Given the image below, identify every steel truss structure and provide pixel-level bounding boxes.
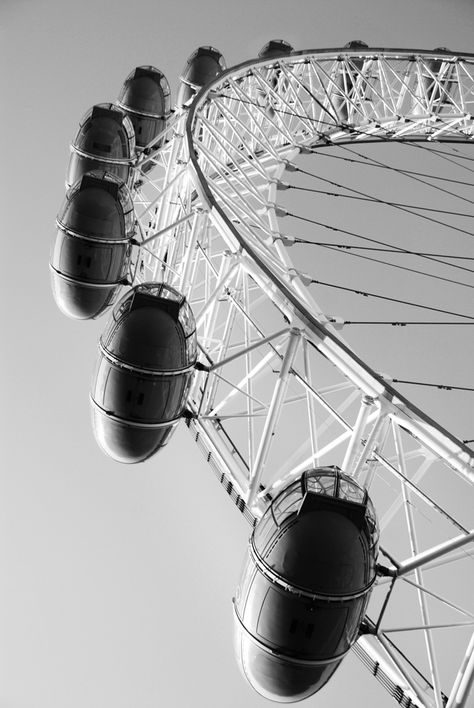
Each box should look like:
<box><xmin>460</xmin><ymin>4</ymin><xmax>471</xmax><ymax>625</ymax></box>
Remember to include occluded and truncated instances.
<box><xmin>129</xmin><ymin>48</ymin><xmax>474</xmax><ymax>707</ymax></box>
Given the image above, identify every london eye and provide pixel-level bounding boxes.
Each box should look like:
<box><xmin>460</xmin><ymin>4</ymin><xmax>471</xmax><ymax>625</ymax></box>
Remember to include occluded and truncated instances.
<box><xmin>49</xmin><ymin>42</ymin><xmax>474</xmax><ymax>708</ymax></box>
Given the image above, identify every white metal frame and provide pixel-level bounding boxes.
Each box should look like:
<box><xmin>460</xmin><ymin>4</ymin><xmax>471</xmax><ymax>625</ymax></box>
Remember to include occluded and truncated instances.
<box><xmin>130</xmin><ymin>48</ymin><xmax>474</xmax><ymax>707</ymax></box>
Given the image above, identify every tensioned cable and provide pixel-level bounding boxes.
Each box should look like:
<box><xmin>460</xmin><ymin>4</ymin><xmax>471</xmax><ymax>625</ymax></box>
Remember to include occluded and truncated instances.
<box><xmin>408</xmin><ymin>143</ymin><xmax>474</xmax><ymax>174</ymax></box>
<box><xmin>215</xmin><ymin>90</ymin><xmax>473</xmax><ymax>147</ymax></box>
<box><xmin>211</xmin><ymin>100</ymin><xmax>474</xmax><ymax>305</ymax></box>
<box><xmin>215</xmin><ymin>89</ymin><xmax>474</xmax><ymax>198</ymax></box>
<box><xmin>209</xmin><ymin>82</ymin><xmax>474</xmax><ymax>427</ymax></box>
<box><xmin>283</xmin><ymin>213</ymin><xmax>474</xmax><ymax>275</ymax></box>
<box><xmin>295</xmin><ymin>99</ymin><xmax>474</xmax><ymax>186</ymax></box>
<box><xmin>298</xmin><ymin>107</ymin><xmax>474</xmax><ymax>167</ymax></box>
<box><xmin>307</xmin><ymin>278</ymin><xmax>474</xmax><ymax>320</ymax></box>
<box><xmin>305</xmin><ymin>146</ymin><xmax>474</xmax><ymax>205</ymax></box>
<box><xmin>290</xmin><ymin>168</ymin><xmax>474</xmax><ymax>238</ymax></box>
<box><xmin>294</xmin><ymin>240</ymin><xmax>474</xmax><ymax>260</ymax></box>
<box><xmin>300</xmin><ymin>240</ymin><xmax>474</xmax><ymax>290</ymax></box>
<box><xmin>210</xmin><ymin>85</ymin><xmax>474</xmax><ymax>402</ymax></box>
<box><xmin>287</xmin><ymin>182</ymin><xmax>473</xmax><ymax>218</ymax></box>
<box><xmin>319</xmin><ymin>114</ymin><xmax>474</xmax><ymax>177</ymax></box>
<box><xmin>329</xmin><ymin>319</ymin><xmax>474</xmax><ymax>325</ymax></box>
<box><xmin>306</xmin><ymin>146</ymin><xmax>474</xmax><ymax>190</ymax></box>
<box><xmin>391</xmin><ymin>379</ymin><xmax>474</xmax><ymax>392</ymax></box>
<box><xmin>439</xmin><ymin>143</ymin><xmax>474</xmax><ymax>160</ymax></box>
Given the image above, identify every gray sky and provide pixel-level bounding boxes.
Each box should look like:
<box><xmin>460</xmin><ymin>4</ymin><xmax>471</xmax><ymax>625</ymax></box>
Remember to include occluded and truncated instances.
<box><xmin>1</xmin><ymin>1</ymin><xmax>473</xmax><ymax>707</ymax></box>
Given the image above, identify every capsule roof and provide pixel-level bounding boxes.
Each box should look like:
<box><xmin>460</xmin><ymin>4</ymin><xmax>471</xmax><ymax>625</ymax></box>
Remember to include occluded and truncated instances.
<box><xmin>67</xmin><ymin>104</ymin><xmax>136</xmax><ymax>188</ymax></box>
<box><xmin>258</xmin><ymin>39</ymin><xmax>293</xmax><ymax>59</ymax></box>
<box><xmin>252</xmin><ymin>467</ymin><xmax>378</xmax><ymax>595</ymax></box>
<box><xmin>100</xmin><ymin>283</ymin><xmax>197</xmax><ymax>371</ymax></box>
<box><xmin>180</xmin><ymin>45</ymin><xmax>226</xmax><ymax>88</ymax></box>
<box><xmin>118</xmin><ymin>66</ymin><xmax>171</xmax><ymax>118</ymax></box>
<box><xmin>57</xmin><ymin>171</ymin><xmax>135</xmax><ymax>240</ymax></box>
<box><xmin>343</xmin><ymin>40</ymin><xmax>369</xmax><ymax>50</ymax></box>
<box><xmin>71</xmin><ymin>103</ymin><xmax>135</xmax><ymax>158</ymax></box>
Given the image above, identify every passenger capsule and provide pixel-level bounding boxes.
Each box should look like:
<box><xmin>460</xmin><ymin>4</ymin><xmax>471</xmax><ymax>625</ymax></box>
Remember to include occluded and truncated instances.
<box><xmin>334</xmin><ymin>40</ymin><xmax>369</xmax><ymax>122</ymax></box>
<box><xmin>117</xmin><ymin>66</ymin><xmax>171</xmax><ymax>150</ymax></box>
<box><xmin>90</xmin><ymin>283</ymin><xmax>197</xmax><ymax>463</ymax></box>
<box><xmin>258</xmin><ymin>39</ymin><xmax>293</xmax><ymax>59</ymax></box>
<box><xmin>177</xmin><ymin>46</ymin><xmax>226</xmax><ymax>107</ymax></box>
<box><xmin>233</xmin><ymin>467</ymin><xmax>378</xmax><ymax>703</ymax></box>
<box><xmin>50</xmin><ymin>171</ymin><xmax>134</xmax><ymax>320</ymax></box>
<box><xmin>67</xmin><ymin>103</ymin><xmax>135</xmax><ymax>188</ymax></box>
<box><xmin>419</xmin><ymin>48</ymin><xmax>456</xmax><ymax>107</ymax></box>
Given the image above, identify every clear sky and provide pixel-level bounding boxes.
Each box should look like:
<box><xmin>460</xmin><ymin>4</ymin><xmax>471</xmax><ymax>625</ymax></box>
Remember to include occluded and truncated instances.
<box><xmin>1</xmin><ymin>1</ymin><xmax>473</xmax><ymax>707</ymax></box>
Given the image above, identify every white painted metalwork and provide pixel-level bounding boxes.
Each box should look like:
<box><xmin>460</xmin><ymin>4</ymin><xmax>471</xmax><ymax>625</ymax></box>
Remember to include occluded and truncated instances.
<box><xmin>130</xmin><ymin>48</ymin><xmax>474</xmax><ymax>707</ymax></box>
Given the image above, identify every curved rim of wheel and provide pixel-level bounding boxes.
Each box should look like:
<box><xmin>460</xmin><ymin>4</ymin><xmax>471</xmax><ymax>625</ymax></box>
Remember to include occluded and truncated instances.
<box><xmin>131</xmin><ymin>46</ymin><xmax>474</xmax><ymax>708</ymax></box>
<box><xmin>184</xmin><ymin>46</ymin><xmax>474</xmax><ymax>479</ymax></box>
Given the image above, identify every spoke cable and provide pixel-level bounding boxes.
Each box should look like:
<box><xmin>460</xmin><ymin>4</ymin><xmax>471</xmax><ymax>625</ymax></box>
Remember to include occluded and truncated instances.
<box><xmin>331</xmin><ymin>144</ymin><xmax>474</xmax><ymax>204</ymax></box>
<box><xmin>287</xmin><ymin>182</ymin><xmax>473</xmax><ymax>218</ymax></box>
<box><xmin>215</xmin><ymin>90</ymin><xmax>473</xmax><ymax>150</ymax></box>
<box><xmin>308</xmin><ymin>278</ymin><xmax>474</xmax><ymax>320</ymax></box>
<box><xmin>391</xmin><ymin>379</ymin><xmax>474</xmax><ymax>392</ymax></box>
<box><xmin>214</xmin><ymin>90</ymin><xmax>474</xmax><ymax>199</ymax></box>
<box><xmin>303</xmin><ymin>242</ymin><xmax>474</xmax><ymax>290</ymax></box>
<box><xmin>305</xmin><ymin>146</ymin><xmax>474</xmax><ymax>193</ymax></box>
<box><xmin>329</xmin><ymin>319</ymin><xmax>474</xmax><ymax>326</ymax></box>
<box><xmin>210</xmin><ymin>86</ymin><xmax>474</xmax><ymax>405</ymax></box>
<box><xmin>408</xmin><ymin>143</ymin><xmax>474</xmax><ymax>173</ymax></box>
<box><xmin>291</xmin><ymin>168</ymin><xmax>474</xmax><ymax>238</ymax></box>
<box><xmin>285</xmin><ymin>212</ymin><xmax>474</xmax><ymax>275</ymax></box>
<box><xmin>293</xmin><ymin>240</ymin><xmax>474</xmax><ymax>260</ymax></box>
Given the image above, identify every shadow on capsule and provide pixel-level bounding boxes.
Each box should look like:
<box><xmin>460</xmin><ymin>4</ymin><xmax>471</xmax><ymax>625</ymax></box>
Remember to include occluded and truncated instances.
<box><xmin>50</xmin><ymin>171</ymin><xmax>134</xmax><ymax>320</ymax></box>
<box><xmin>177</xmin><ymin>45</ymin><xmax>226</xmax><ymax>107</ymax></box>
<box><xmin>117</xmin><ymin>66</ymin><xmax>171</xmax><ymax>169</ymax></box>
<box><xmin>233</xmin><ymin>466</ymin><xmax>379</xmax><ymax>702</ymax></box>
<box><xmin>66</xmin><ymin>103</ymin><xmax>135</xmax><ymax>189</ymax></box>
<box><xmin>90</xmin><ymin>282</ymin><xmax>197</xmax><ymax>463</ymax></box>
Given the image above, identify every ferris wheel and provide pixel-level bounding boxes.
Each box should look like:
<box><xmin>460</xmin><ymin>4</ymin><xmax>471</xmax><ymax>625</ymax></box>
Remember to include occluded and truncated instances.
<box><xmin>50</xmin><ymin>41</ymin><xmax>474</xmax><ymax>707</ymax></box>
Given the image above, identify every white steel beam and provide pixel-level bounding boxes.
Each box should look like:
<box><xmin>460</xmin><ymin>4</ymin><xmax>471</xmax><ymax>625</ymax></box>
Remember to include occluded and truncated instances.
<box><xmin>247</xmin><ymin>328</ymin><xmax>301</xmax><ymax>507</ymax></box>
<box><xmin>342</xmin><ymin>395</ymin><xmax>376</xmax><ymax>475</ymax></box>
<box><xmin>382</xmin><ymin>622</ymin><xmax>474</xmax><ymax>633</ymax></box>
<box><xmin>446</xmin><ymin>630</ymin><xmax>474</xmax><ymax>708</ymax></box>
<box><xmin>394</xmin><ymin>423</ymin><xmax>444</xmax><ymax>708</ymax></box>
<box><xmin>396</xmin><ymin>530</ymin><xmax>474</xmax><ymax>578</ymax></box>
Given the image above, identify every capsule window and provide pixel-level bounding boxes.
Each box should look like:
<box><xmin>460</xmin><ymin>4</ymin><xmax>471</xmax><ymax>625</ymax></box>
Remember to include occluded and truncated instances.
<box><xmin>53</xmin><ymin>230</ymin><xmax>128</xmax><ymax>284</ymax></box>
<box><xmin>178</xmin><ymin>300</ymin><xmax>196</xmax><ymax>338</ymax></box>
<box><xmin>93</xmin><ymin>360</ymin><xmax>193</xmax><ymax>423</ymax></box>
<box><xmin>287</xmin><ymin>618</ymin><xmax>315</xmax><ymax>640</ymax></box>
<box><xmin>338</xmin><ymin>478</ymin><xmax>365</xmax><ymax>504</ymax></box>
<box><xmin>257</xmin><ymin>587</ymin><xmax>351</xmax><ymax>659</ymax></box>
<box><xmin>92</xmin><ymin>141</ymin><xmax>112</xmax><ymax>153</ymax></box>
<box><xmin>270</xmin><ymin>485</ymin><xmax>302</xmax><ymax>525</ymax></box>
<box><xmin>186</xmin><ymin>334</ymin><xmax>197</xmax><ymax>363</ymax></box>
<box><xmin>306</xmin><ymin>473</ymin><xmax>336</xmax><ymax>497</ymax></box>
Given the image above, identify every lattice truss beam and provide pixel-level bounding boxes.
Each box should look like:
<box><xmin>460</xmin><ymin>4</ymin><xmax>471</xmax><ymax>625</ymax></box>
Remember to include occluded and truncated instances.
<box><xmin>131</xmin><ymin>50</ymin><xmax>474</xmax><ymax>708</ymax></box>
